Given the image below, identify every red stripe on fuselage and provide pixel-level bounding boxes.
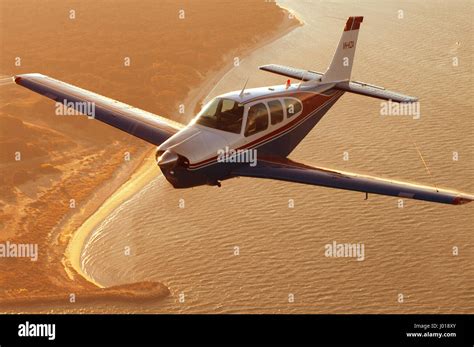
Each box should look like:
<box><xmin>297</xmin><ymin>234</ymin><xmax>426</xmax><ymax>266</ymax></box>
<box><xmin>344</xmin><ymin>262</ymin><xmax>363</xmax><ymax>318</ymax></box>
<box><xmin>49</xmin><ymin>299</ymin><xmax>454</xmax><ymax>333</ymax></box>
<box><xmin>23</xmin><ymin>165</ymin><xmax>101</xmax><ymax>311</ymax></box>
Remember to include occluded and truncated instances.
<box><xmin>188</xmin><ymin>90</ymin><xmax>343</xmax><ymax>169</ymax></box>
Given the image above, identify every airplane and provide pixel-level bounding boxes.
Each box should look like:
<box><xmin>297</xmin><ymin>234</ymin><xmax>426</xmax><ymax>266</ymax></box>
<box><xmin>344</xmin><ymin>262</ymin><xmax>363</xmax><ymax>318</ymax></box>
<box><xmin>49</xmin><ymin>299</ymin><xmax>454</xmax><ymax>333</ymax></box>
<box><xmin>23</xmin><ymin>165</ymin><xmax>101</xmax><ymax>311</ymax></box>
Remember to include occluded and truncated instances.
<box><xmin>13</xmin><ymin>16</ymin><xmax>473</xmax><ymax>205</ymax></box>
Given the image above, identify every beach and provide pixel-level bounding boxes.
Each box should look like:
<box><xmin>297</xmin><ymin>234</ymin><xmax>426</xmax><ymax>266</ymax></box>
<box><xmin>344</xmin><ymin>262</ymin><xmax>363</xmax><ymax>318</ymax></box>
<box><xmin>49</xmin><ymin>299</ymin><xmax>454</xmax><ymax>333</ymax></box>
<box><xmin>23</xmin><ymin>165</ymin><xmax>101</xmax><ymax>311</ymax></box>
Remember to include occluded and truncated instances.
<box><xmin>0</xmin><ymin>0</ymin><xmax>299</xmax><ymax>312</ymax></box>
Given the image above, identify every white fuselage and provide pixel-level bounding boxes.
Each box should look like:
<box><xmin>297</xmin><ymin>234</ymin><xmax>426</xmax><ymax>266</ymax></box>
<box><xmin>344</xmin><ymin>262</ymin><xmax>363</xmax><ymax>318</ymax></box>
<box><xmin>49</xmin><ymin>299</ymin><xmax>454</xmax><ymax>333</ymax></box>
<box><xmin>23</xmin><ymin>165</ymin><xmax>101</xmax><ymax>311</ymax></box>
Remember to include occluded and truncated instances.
<box><xmin>157</xmin><ymin>82</ymin><xmax>332</xmax><ymax>169</ymax></box>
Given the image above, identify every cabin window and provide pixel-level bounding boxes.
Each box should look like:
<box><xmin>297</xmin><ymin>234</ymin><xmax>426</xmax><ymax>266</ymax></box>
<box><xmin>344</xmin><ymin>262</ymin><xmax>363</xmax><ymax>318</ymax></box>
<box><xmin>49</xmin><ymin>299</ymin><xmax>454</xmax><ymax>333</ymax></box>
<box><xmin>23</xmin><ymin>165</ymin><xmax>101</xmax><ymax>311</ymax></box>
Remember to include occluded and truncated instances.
<box><xmin>284</xmin><ymin>98</ymin><xmax>302</xmax><ymax>118</ymax></box>
<box><xmin>268</xmin><ymin>100</ymin><xmax>284</xmax><ymax>125</ymax></box>
<box><xmin>245</xmin><ymin>103</ymin><xmax>268</xmax><ymax>137</ymax></box>
<box><xmin>196</xmin><ymin>98</ymin><xmax>244</xmax><ymax>134</ymax></box>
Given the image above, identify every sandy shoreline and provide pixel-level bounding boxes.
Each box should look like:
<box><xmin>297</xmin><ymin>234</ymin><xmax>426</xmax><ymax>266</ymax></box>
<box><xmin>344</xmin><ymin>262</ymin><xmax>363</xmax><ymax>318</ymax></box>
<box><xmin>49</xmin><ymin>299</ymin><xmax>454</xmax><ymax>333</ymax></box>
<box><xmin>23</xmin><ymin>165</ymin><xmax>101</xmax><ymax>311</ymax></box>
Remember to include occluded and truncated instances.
<box><xmin>64</xmin><ymin>148</ymin><xmax>158</xmax><ymax>288</ymax></box>
<box><xmin>0</xmin><ymin>0</ymin><xmax>303</xmax><ymax>312</ymax></box>
<box><xmin>63</xmin><ymin>7</ymin><xmax>301</xmax><ymax>292</ymax></box>
<box><xmin>181</xmin><ymin>8</ymin><xmax>303</xmax><ymax>122</ymax></box>
<box><xmin>0</xmin><ymin>0</ymin><xmax>300</xmax><ymax>312</ymax></box>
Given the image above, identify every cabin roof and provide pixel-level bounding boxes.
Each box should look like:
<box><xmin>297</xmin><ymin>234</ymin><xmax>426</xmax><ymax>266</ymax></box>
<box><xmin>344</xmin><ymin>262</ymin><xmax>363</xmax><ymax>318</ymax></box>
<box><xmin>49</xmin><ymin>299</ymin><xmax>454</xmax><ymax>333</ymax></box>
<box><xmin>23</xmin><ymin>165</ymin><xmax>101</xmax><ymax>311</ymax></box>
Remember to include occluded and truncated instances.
<box><xmin>218</xmin><ymin>84</ymin><xmax>300</xmax><ymax>104</ymax></box>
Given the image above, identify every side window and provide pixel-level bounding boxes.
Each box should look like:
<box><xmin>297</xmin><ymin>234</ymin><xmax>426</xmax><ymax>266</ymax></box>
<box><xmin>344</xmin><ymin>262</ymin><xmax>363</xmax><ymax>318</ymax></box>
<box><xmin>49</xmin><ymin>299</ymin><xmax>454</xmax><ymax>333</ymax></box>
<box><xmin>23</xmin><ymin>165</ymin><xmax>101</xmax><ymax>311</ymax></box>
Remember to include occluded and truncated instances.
<box><xmin>221</xmin><ymin>99</ymin><xmax>235</xmax><ymax>113</ymax></box>
<box><xmin>285</xmin><ymin>98</ymin><xmax>302</xmax><ymax>118</ymax></box>
<box><xmin>268</xmin><ymin>100</ymin><xmax>284</xmax><ymax>125</ymax></box>
<box><xmin>245</xmin><ymin>103</ymin><xmax>268</xmax><ymax>137</ymax></box>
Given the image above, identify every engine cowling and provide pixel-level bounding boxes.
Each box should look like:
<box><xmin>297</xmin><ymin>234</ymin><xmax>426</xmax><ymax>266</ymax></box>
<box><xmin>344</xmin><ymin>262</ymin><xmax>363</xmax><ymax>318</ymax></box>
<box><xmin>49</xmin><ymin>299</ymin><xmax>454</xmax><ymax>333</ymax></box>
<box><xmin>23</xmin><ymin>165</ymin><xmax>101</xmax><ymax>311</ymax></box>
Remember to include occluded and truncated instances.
<box><xmin>156</xmin><ymin>149</ymin><xmax>193</xmax><ymax>187</ymax></box>
<box><xmin>155</xmin><ymin>148</ymin><xmax>218</xmax><ymax>188</ymax></box>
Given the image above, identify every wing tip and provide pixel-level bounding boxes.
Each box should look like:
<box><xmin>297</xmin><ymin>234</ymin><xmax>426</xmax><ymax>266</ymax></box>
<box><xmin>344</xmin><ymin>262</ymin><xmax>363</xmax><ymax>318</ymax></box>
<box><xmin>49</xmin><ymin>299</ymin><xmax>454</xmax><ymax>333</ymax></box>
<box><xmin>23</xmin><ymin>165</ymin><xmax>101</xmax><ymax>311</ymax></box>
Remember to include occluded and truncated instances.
<box><xmin>452</xmin><ymin>194</ymin><xmax>474</xmax><ymax>205</ymax></box>
<box><xmin>14</xmin><ymin>73</ymin><xmax>45</xmax><ymax>84</ymax></box>
<box><xmin>259</xmin><ymin>64</ymin><xmax>276</xmax><ymax>71</ymax></box>
<box><xmin>403</xmin><ymin>97</ymin><xmax>418</xmax><ymax>103</ymax></box>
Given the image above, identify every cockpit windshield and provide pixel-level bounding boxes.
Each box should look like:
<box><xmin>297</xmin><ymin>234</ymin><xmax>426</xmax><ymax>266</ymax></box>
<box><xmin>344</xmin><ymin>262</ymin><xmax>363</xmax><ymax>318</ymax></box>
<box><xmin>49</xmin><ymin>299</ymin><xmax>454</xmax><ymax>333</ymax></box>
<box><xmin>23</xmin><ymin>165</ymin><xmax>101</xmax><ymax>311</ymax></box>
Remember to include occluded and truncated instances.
<box><xmin>196</xmin><ymin>98</ymin><xmax>244</xmax><ymax>134</ymax></box>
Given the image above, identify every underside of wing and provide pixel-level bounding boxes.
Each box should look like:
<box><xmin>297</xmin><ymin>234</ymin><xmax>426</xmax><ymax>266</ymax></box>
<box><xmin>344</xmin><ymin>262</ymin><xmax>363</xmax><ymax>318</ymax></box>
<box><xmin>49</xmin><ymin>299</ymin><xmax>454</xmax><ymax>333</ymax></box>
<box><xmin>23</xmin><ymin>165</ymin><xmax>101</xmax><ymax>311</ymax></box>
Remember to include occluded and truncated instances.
<box><xmin>14</xmin><ymin>73</ymin><xmax>184</xmax><ymax>146</ymax></box>
<box><xmin>231</xmin><ymin>156</ymin><xmax>473</xmax><ymax>205</ymax></box>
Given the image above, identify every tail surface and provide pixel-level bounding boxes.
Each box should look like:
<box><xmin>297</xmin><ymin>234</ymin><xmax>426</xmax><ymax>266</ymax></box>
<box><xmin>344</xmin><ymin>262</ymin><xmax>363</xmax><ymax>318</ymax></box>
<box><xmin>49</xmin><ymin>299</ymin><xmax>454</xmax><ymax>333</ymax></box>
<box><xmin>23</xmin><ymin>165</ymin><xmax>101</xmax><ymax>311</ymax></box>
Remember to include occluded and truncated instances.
<box><xmin>321</xmin><ymin>16</ymin><xmax>364</xmax><ymax>83</ymax></box>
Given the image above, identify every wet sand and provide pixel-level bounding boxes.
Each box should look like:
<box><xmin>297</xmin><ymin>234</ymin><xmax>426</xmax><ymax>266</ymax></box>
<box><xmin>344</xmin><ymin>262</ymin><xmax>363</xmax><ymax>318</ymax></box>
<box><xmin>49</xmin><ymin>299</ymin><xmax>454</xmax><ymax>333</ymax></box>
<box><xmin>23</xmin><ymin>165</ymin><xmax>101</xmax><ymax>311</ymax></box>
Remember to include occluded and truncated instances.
<box><xmin>0</xmin><ymin>0</ymin><xmax>299</xmax><ymax>312</ymax></box>
<box><xmin>65</xmin><ymin>150</ymin><xmax>158</xmax><ymax>288</ymax></box>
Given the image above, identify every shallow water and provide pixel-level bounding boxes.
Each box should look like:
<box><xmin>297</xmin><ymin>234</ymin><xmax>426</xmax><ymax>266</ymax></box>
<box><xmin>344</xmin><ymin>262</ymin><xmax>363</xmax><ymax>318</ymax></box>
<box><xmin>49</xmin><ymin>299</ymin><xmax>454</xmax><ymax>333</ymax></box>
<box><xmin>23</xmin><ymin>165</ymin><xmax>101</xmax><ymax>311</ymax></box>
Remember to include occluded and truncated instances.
<box><xmin>81</xmin><ymin>0</ymin><xmax>473</xmax><ymax>313</ymax></box>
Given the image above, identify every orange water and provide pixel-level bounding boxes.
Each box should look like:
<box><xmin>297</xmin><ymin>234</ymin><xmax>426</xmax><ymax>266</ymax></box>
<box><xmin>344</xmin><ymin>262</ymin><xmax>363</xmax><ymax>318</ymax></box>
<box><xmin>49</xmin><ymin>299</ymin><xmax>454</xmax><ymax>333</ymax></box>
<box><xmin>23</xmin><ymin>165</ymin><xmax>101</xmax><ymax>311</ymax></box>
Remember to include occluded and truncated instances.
<box><xmin>81</xmin><ymin>0</ymin><xmax>473</xmax><ymax>313</ymax></box>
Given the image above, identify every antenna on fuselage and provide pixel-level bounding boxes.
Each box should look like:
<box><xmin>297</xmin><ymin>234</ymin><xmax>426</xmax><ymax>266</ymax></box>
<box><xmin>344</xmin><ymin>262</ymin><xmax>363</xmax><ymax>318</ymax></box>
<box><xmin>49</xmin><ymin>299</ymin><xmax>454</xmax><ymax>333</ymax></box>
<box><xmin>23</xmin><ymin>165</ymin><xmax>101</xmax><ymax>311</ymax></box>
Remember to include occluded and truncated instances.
<box><xmin>297</xmin><ymin>70</ymin><xmax>307</xmax><ymax>90</ymax></box>
<box><xmin>239</xmin><ymin>77</ymin><xmax>249</xmax><ymax>98</ymax></box>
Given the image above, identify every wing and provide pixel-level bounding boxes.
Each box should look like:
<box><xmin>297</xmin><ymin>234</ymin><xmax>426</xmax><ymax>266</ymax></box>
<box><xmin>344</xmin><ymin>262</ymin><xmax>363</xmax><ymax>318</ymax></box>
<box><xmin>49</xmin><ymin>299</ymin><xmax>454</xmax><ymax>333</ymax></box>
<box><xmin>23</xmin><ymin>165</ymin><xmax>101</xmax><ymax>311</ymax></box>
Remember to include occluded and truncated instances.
<box><xmin>231</xmin><ymin>156</ymin><xmax>473</xmax><ymax>205</ymax></box>
<box><xmin>14</xmin><ymin>73</ymin><xmax>184</xmax><ymax>146</ymax></box>
<box><xmin>259</xmin><ymin>64</ymin><xmax>417</xmax><ymax>103</ymax></box>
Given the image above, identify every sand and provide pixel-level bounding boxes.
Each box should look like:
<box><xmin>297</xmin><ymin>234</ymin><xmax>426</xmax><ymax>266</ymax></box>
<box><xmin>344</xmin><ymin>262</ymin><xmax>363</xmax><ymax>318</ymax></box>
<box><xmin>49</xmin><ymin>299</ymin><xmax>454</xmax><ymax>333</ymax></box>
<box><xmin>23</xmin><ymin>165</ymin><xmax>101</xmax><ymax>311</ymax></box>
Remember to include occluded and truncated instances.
<box><xmin>0</xmin><ymin>0</ymin><xmax>299</xmax><ymax>312</ymax></box>
<box><xmin>64</xmin><ymin>150</ymin><xmax>158</xmax><ymax>288</ymax></box>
